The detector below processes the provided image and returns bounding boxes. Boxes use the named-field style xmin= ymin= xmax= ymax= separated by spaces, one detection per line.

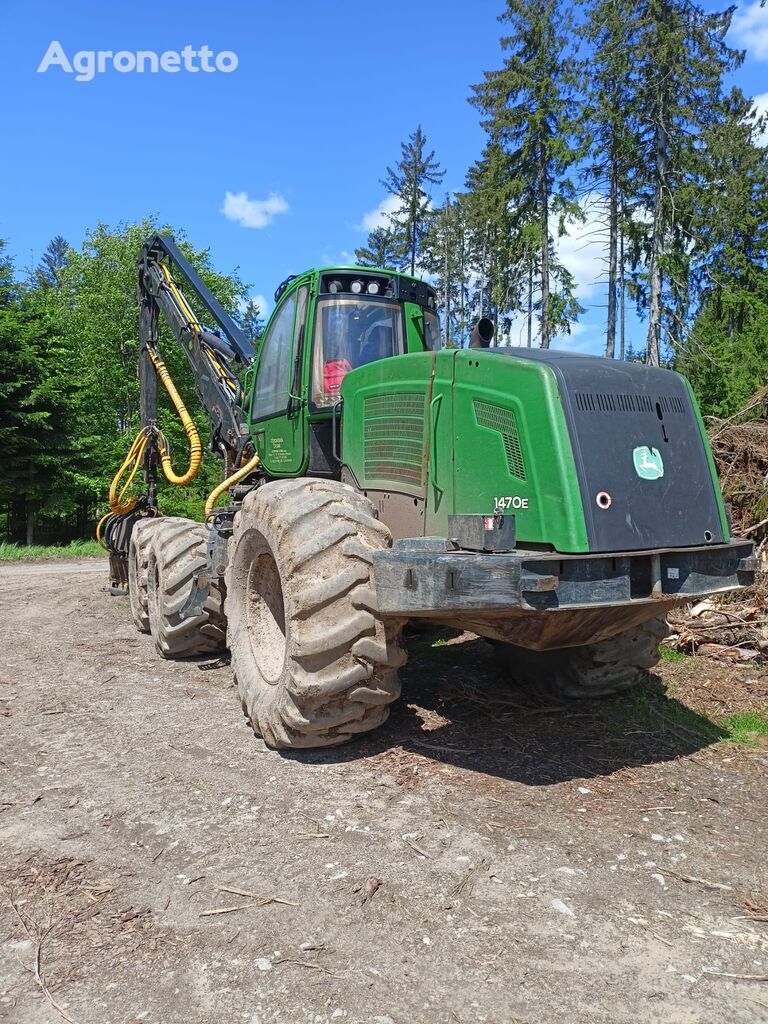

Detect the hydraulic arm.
xmin=100 ymin=235 xmax=259 ymax=591
xmin=137 ymin=234 xmax=256 ymax=492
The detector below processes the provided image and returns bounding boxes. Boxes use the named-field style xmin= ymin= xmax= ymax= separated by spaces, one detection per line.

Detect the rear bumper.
xmin=372 ymin=538 xmax=756 ymax=617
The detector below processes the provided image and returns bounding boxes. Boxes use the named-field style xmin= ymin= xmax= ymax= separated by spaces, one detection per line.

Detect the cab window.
xmin=424 ymin=309 xmax=441 ymax=350
xmin=311 ymin=297 xmax=404 ymax=408
xmin=252 ymin=292 xmax=297 ymax=421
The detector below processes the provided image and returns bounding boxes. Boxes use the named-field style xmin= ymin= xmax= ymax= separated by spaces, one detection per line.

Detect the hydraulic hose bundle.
xmin=97 ymin=351 xmax=204 ymax=553
xmin=98 ymin=239 xmax=260 ymax=597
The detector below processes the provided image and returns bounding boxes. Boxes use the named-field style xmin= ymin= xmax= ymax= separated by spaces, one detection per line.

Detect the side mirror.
xmin=469 ymin=317 xmax=494 ymax=349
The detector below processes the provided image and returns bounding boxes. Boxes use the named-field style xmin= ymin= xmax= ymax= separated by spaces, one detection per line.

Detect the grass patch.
xmin=659 ymin=644 xmax=686 ymax=663
xmin=0 ymin=539 xmax=104 ymax=562
xmin=621 ymin=678 xmax=768 ymax=750
xmin=623 ymin=676 xmax=726 ymax=745
xmin=721 ymin=711 xmax=768 ymax=746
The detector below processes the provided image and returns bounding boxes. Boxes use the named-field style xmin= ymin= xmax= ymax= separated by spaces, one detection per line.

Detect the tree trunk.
xmin=606 ymin=153 xmax=618 ymax=359
xmin=410 ymin=194 xmax=418 ymax=276
xmin=619 ymin=227 xmax=626 ymax=361
xmin=443 ymin=235 xmax=450 ymax=347
xmin=527 ymin=262 xmax=533 ymax=348
xmin=26 ymin=503 xmax=35 ymax=547
xmin=539 ymin=146 xmax=551 ymax=349
xmin=646 ymin=101 xmax=668 ymax=367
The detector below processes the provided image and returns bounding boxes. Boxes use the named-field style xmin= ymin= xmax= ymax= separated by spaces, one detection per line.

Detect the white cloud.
xmin=357 ymin=194 xmax=400 ymax=233
xmin=221 ymin=191 xmax=289 ymax=229
xmin=238 ymin=292 xmax=272 ymax=322
xmin=251 ymin=293 xmax=271 ymax=320
xmin=752 ymin=92 xmax=768 ymax=143
xmin=731 ymin=1 xmax=768 ymax=59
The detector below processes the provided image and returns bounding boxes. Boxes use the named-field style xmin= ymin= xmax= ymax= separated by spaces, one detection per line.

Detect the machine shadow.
xmin=293 ymin=628 xmax=726 ymax=786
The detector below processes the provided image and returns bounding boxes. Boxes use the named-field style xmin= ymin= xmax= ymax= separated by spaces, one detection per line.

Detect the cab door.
xmin=249 ymin=285 xmax=309 ymax=475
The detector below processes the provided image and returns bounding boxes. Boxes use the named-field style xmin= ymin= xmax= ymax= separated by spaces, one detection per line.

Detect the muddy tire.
xmin=494 ymin=617 xmax=668 ymax=699
xmin=147 ymin=517 xmax=226 ymax=658
xmin=128 ymin=516 xmax=163 ymax=633
xmin=225 ymin=478 xmax=405 ymax=749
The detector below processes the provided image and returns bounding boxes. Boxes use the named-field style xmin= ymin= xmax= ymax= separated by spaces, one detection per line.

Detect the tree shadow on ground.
xmin=291 ymin=627 xmax=727 ymax=786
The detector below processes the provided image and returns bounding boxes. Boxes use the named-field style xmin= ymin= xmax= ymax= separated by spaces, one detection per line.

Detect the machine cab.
xmin=245 ymin=267 xmax=440 ymax=477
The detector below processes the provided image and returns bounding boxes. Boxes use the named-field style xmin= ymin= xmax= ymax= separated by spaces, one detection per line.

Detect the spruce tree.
xmin=678 ymin=88 xmax=768 ymax=413
xmin=381 ymin=126 xmax=445 ymax=275
xmin=36 ymin=235 xmax=69 ymax=290
xmin=469 ymin=0 xmax=583 ymax=347
xmin=633 ymin=1 xmax=742 ymax=364
xmin=580 ymin=0 xmax=641 ymax=357
xmin=354 ymin=227 xmax=405 ymax=269
xmin=239 ymin=299 xmax=265 ymax=341
xmin=422 ymin=193 xmax=473 ymax=345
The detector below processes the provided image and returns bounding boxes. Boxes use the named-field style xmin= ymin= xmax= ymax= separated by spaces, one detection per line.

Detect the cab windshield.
xmin=312 ymin=297 xmax=404 ymax=408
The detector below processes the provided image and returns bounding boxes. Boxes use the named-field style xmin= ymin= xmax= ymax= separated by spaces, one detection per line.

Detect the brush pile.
xmin=666 ymin=392 xmax=768 ymax=662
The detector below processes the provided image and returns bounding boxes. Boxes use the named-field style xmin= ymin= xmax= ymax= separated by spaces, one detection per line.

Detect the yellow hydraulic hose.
xmin=100 ymin=259 xmax=245 ymax=546
xmin=96 ymin=510 xmax=113 ymax=550
xmin=146 ymin=347 xmax=202 ymax=486
xmin=205 ymin=451 xmax=261 ymax=519
xmin=108 ymin=429 xmax=150 ymax=515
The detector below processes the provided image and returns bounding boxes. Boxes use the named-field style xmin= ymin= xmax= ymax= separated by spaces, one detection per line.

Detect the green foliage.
xmin=677 ymin=89 xmax=768 ymax=415
xmin=0 ymin=219 xmax=247 ymax=543
xmin=658 ymin=644 xmax=686 ymax=663
xmin=469 ymin=0 xmax=584 ymax=346
xmin=354 ymin=226 xmax=406 ymax=269
xmin=631 ymin=1 xmax=743 ymax=363
xmin=681 ymin=269 xmax=768 ymax=416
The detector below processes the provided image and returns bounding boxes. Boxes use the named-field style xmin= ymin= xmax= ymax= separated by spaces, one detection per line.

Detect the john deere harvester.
xmin=98 ymin=235 xmax=756 ymax=748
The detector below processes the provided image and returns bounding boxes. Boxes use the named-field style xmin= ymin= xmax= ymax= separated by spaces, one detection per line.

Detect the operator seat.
xmin=358 ymin=325 xmax=393 ymax=366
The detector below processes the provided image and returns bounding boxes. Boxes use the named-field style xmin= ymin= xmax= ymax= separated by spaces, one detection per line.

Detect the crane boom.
xmin=137 ymin=234 xmax=256 ymax=495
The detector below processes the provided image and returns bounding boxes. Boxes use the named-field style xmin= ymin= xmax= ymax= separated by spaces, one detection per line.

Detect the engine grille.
xmin=574 ymin=391 xmax=686 ymax=414
xmin=473 ymin=400 xmax=527 ymax=480
xmin=363 ymin=393 xmax=426 ymax=487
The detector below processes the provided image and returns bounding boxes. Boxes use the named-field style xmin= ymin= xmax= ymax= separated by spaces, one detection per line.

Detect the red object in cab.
xmin=323 ymin=358 xmax=353 ymax=396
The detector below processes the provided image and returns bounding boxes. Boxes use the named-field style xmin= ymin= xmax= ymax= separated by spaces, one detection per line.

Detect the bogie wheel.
xmin=225 ymin=478 xmax=406 ymax=749
xmin=128 ymin=516 xmax=163 ymax=633
xmin=146 ymin=517 xmax=227 ymax=658
xmin=494 ymin=617 xmax=668 ymax=699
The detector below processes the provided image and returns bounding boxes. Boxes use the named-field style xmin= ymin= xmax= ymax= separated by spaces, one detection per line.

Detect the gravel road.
xmin=0 ymin=558 xmax=766 ymax=1024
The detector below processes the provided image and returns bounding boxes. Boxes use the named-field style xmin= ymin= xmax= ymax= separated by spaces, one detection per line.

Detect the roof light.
xmin=328 ymin=280 xmax=342 ymax=294
xmin=367 ymin=281 xmax=380 ymax=295
xmin=350 ymin=280 xmax=363 ymax=294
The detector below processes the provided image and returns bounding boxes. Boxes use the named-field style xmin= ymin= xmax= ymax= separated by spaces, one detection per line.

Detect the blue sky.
xmin=3 ymin=0 xmax=767 ymax=353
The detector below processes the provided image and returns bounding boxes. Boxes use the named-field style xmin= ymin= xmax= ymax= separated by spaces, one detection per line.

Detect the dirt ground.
xmin=1 ymin=559 xmax=767 ymax=1024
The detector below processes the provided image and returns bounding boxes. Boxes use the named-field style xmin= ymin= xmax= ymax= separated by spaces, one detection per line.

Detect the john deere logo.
xmin=633 ymin=446 xmax=664 ymax=480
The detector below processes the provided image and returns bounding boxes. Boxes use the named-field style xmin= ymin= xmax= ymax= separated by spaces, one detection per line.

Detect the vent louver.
xmin=474 ymin=400 xmax=527 ymax=480
xmin=574 ymin=392 xmax=686 ymax=415
xmin=364 ymin=393 xmax=426 ymax=487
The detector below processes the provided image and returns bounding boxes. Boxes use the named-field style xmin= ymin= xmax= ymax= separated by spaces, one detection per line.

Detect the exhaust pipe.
xmin=469 ymin=317 xmax=494 ymax=349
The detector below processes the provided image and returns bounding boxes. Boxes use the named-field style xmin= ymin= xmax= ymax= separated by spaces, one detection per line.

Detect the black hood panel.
xmin=489 ymin=350 xmax=725 ymax=552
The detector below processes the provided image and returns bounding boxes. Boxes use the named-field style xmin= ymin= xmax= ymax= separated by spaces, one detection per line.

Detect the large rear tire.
xmin=128 ymin=516 xmax=163 ymax=634
xmin=147 ymin=517 xmax=226 ymax=658
xmin=494 ymin=617 xmax=668 ymax=699
xmin=225 ymin=478 xmax=406 ymax=749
